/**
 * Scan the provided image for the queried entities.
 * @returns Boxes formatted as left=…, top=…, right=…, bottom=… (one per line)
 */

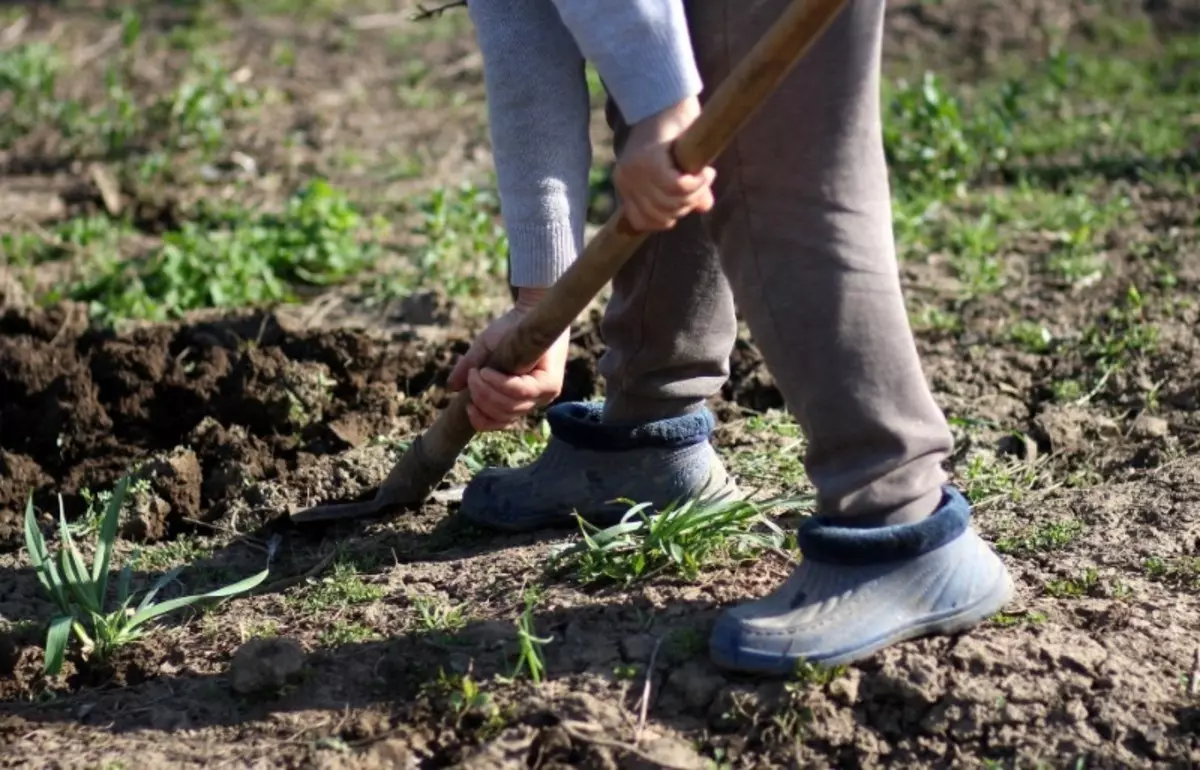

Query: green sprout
left=23, top=476, right=271, bottom=675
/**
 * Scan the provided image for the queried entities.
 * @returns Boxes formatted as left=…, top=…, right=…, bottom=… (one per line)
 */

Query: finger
left=692, top=186, right=715, bottom=214
left=634, top=178, right=708, bottom=223
left=478, top=366, right=558, bottom=403
left=467, top=402, right=513, bottom=433
left=469, top=368, right=539, bottom=422
left=664, top=166, right=717, bottom=196
left=625, top=193, right=681, bottom=231
left=468, top=393, right=514, bottom=431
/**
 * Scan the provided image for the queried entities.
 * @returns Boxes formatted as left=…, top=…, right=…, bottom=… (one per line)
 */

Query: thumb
left=448, top=339, right=489, bottom=392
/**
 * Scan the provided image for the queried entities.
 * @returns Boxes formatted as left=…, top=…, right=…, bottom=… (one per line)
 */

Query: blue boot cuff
left=796, top=486, right=972, bottom=565
left=546, top=401, right=715, bottom=452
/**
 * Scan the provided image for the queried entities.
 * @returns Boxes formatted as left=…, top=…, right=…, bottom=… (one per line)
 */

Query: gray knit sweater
left=467, top=0, right=702, bottom=289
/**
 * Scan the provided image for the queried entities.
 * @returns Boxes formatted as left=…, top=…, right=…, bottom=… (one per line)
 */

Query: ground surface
left=2, top=0, right=1200, bottom=768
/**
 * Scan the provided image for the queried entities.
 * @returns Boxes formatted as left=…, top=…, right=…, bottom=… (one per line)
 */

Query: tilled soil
left=3, top=0, right=1200, bottom=768
left=2, top=217, right=1199, bottom=767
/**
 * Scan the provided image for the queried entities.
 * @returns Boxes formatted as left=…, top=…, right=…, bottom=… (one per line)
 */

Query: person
left=447, top=0, right=1014, bottom=674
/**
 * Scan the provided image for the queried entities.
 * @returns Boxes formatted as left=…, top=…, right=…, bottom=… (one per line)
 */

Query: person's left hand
left=446, top=289, right=569, bottom=432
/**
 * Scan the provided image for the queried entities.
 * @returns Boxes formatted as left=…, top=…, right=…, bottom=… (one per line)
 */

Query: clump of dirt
left=0, top=306, right=462, bottom=548
left=0, top=304, right=618, bottom=548
left=228, top=636, right=307, bottom=695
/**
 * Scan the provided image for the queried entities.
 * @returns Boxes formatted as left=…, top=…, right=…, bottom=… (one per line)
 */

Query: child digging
left=448, top=0, right=1014, bottom=674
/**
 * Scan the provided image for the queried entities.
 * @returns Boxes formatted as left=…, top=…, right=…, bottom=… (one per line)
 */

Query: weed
left=763, top=659, right=846, bottom=744
left=1008, top=321, right=1054, bottom=354
left=1051, top=379, right=1085, bottom=402
left=720, top=412, right=809, bottom=491
left=665, top=627, right=708, bottom=661
left=423, top=667, right=506, bottom=736
left=1044, top=567, right=1102, bottom=598
left=412, top=183, right=509, bottom=299
left=0, top=42, right=66, bottom=147
left=996, top=520, right=1085, bottom=556
left=68, top=473, right=152, bottom=538
left=883, top=72, right=980, bottom=194
left=991, top=610, right=1048, bottom=627
left=910, top=304, right=963, bottom=334
left=1143, top=556, right=1200, bottom=589
left=791, top=659, right=846, bottom=688
left=23, top=477, right=271, bottom=675
left=241, top=620, right=280, bottom=641
left=459, top=421, right=550, bottom=473
left=131, top=536, right=214, bottom=571
left=1081, top=285, right=1159, bottom=370
left=945, top=213, right=1006, bottom=296
left=412, top=595, right=468, bottom=633
left=549, top=496, right=796, bottom=585
left=959, top=452, right=1040, bottom=505
left=69, top=180, right=381, bottom=322
left=292, top=557, right=384, bottom=612
left=501, top=588, right=552, bottom=685
left=318, top=621, right=381, bottom=647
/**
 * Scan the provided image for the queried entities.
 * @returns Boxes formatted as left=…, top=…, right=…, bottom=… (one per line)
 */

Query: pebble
left=1131, top=414, right=1170, bottom=439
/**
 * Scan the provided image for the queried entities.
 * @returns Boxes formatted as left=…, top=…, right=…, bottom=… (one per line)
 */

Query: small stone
left=624, top=735, right=707, bottom=770
left=620, top=633, right=657, bottom=661
left=1131, top=414, right=1170, bottom=439
left=828, top=668, right=862, bottom=706
left=663, top=660, right=725, bottom=714
left=228, top=636, right=306, bottom=695
left=1064, top=698, right=1089, bottom=722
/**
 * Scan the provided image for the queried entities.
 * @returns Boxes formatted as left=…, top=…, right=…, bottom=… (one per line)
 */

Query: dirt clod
left=228, top=636, right=306, bottom=695
left=1131, top=413, right=1171, bottom=439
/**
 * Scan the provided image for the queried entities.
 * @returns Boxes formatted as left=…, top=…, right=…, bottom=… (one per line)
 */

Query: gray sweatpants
left=598, top=0, right=955, bottom=525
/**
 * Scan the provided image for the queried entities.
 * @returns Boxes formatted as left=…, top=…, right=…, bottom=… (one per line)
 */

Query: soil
left=2, top=0, right=1200, bottom=768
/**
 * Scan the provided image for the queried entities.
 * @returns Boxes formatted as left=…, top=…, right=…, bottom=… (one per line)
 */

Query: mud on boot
left=458, top=400, right=739, bottom=532
left=709, top=485, right=1014, bottom=674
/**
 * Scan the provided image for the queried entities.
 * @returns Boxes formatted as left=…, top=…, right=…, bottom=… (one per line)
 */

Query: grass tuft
left=548, top=496, right=800, bottom=586
left=23, top=477, right=271, bottom=675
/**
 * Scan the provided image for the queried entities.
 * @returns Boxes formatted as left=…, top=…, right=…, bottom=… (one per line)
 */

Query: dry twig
left=635, top=636, right=664, bottom=745
left=258, top=550, right=337, bottom=595
left=559, top=720, right=697, bottom=770
left=413, top=1, right=468, bottom=21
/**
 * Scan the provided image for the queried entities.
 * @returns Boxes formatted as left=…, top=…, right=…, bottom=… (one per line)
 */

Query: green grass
left=131, top=536, right=214, bottom=571
left=411, top=595, right=468, bottom=633
left=1143, top=556, right=1200, bottom=588
left=995, top=520, right=1085, bottom=557
left=548, top=496, right=797, bottom=586
left=59, top=180, right=382, bottom=322
left=0, top=13, right=264, bottom=159
left=290, top=557, right=384, bottom=612
left=459, top=420, right=551, bottom=473
left=364, top=182, right=510, bottom=309
left=887, top=35, right=1196, bottom=304
left=721, top=411, right=809, bottom=491
left=958, top=451, right=1042, bottom=506
left=23, top=477, right=270, bottom=675
left=500, top=588, right=552, bottom=685
left=318, top=621, right=381, bottom=647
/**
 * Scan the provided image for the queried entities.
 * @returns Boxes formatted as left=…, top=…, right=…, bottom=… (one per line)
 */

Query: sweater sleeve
left=549, top=0, right=703, bottom=124
left=469, top=0, right=593, bottom=288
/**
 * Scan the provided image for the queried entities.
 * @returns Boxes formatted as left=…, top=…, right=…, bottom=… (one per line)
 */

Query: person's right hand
left=446, top=288, right=569, bottom=432
left=614, top=95, right=716, bottom=233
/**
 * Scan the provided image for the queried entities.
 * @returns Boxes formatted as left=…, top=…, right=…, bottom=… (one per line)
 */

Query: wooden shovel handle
left=415, top=0, right=849, bottom=476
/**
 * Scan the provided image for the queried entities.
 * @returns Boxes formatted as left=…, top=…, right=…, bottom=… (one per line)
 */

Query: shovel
left=290, top=0, right=849, bottom=525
